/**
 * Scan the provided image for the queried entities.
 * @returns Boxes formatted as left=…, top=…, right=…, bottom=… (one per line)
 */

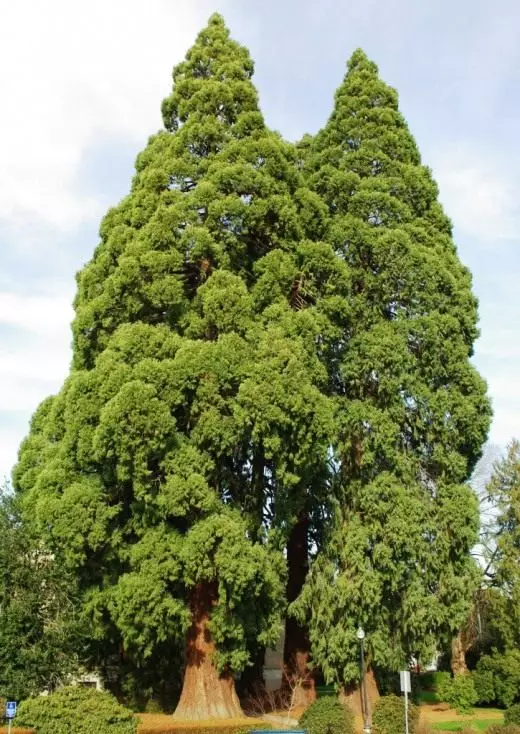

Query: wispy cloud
left=433, top=146, right=520, bottom=243
left=0, top=0, right=214, bottom=236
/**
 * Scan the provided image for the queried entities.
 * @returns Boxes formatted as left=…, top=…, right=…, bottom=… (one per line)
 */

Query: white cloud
left=0, top=0, right=215, bottom=234
left=0, top=0, right=217, bottom=478
left=433, top=146, right=520, bottom=242
left=0, top=290, right=74, bottom=337
left=0, top=288, right=72, bottom=409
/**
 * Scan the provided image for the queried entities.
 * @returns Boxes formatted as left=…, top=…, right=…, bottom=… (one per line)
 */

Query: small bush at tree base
left=300, top=695, right=354, bottom=734
left=438, top=674, right=477, bottom=714
left=372, top=694, right=419, bottom=734
left=474, top=650, right=520, bottom=708
left=505, top=705, right=520, bottom=727
left=16, top=686, right=136, bottom=734
left=487, top=726, right=520, bottom=734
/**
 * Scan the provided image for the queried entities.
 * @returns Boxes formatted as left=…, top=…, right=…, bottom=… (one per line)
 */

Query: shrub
left=300, top=695, right=354, bottom=734
left=419, top=672, right=451, bottom=691
left=506, top=705, right=520, bottom=727
left=136, top=722, right=272, bottom=734
left=16, top=686, right=136, bottom=734
left=372, top=694, right=419, bottom=734
left=438, top=674, right=477, bottom=714
left=474, top=650, right=520, bottom=708
left=487, top=726, right=520, bottom=734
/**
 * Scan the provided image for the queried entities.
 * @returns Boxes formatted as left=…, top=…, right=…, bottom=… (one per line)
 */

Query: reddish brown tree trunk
left=282, top=514, right=316, bottom=708
left=174, top=583, right=243, bottom=720
left=451, top=631, right=469, bottom=676
left=340, top=669, right=380, bottom=722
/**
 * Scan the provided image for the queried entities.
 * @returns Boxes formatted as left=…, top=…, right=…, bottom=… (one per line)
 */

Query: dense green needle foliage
left=292, top=49, right=491, bottom=686
left=12, top=16, right=490, bottom=710
left=487, top=441, right=520, bottom=623
left=13, top=14, right=334, bottom=706
left=0, top=490, right=84, bottom=701
left=16, top=686, right=137, bottom=734
left=299, top=695, right=354, bottom=734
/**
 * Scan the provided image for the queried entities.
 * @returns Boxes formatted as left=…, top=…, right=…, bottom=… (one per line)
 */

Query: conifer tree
left=486, top=440, right=520, bottom=630
left=293, top=50, right=491, bottom=705
left=13, top=16, right=334, bottom=719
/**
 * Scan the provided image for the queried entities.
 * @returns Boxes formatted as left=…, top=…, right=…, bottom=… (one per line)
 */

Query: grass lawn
left=430, top=719, right=503, bottom=732
left=421, top=705, right=504, bottom=733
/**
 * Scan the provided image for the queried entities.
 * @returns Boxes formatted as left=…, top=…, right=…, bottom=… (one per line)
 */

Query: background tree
left=13, top=14, right=334, bottom=719
left=449, top=441, right=520, bottom=677
left=292, top=49, right=491, bottom=709
left=0, top=486, right=84, bottom=701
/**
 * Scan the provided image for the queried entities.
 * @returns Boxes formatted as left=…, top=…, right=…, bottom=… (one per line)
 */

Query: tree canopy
left=13, top=13, right=334, bottom=718
left=0, top=488, right=84, bottom=701
left=12, top=18, right=490, bottom=718
left=292, top=48, right=491, bottom=688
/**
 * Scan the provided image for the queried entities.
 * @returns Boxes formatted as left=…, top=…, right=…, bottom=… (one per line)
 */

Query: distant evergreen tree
left=0, top=489, right=83, bottom=701
left=292, top=49, right=491, bottom=701
left=14, top=15, right=334, bottom=719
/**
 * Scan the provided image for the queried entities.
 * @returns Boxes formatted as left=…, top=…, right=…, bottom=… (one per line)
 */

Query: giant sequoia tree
left=13, top=20, right=491, bottom=721
left=13, top=15, right=334, bottom=719
left=291, top=49, right=491, bottom=705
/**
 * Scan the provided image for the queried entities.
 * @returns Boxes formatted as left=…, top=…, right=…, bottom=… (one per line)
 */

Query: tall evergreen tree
left=292, top=50, right=491, bottom=705
left=486, top=440, right=520, bottom=630
left=14, top=16, right=334, bottom=719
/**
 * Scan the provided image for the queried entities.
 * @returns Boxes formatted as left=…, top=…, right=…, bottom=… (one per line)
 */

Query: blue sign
left=5, top=701, right=16, bottom=719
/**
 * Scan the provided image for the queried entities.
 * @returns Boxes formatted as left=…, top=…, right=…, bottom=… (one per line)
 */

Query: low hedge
left=438, top=674, right=478, bottom=714
left=372, top=694, right=419, bottom=734
left=137, top=721, right=272, bottom=734
left=487, top=726, right=520, bottom=734
left=300, top=696, right=354, bottom=734
left=506, top=705, right=520, bottom=727
left=16, top=686, right=136, bottom=734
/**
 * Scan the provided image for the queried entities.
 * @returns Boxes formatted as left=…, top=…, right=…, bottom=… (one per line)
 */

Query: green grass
left=431, top=719, right=503, bottom=732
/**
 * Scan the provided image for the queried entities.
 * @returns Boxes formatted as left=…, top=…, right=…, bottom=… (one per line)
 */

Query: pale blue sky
left=1, top=0, right=519, bottom=479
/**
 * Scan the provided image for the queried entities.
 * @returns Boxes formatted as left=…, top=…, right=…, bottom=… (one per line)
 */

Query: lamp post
left=356, top=627, right=371, bottom=734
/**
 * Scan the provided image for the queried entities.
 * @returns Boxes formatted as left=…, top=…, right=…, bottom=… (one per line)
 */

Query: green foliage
left=0, top=489, right=85, bottom=701
left=300, top=695, right=354, bottom=734
left=474, top=650, right=520, bottom=708
left=420, top=671, right=451, bottom=691
left=505, top=706, right=520, bottom=727
left=485, top=442, right=520, bottom=647
left=430, top=724, right=502, bottom=733
left=372, top=694, right=419, bottom=734
left=487, top=726, right=520, bottom=734
left=12, top=13, right=491, bottom=706
left=16, top=686, right=136, bottom=734
left=12, top=12, right=334, bottom=699
left=438, top=675, right=478, bottom=714
left=138, top=727, right=271, bottom=734
left=293, top=44, right=490, bottom=688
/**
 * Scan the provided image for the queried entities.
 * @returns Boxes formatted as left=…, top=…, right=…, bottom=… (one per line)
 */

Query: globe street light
left=356, top=627, right=371, bottom=734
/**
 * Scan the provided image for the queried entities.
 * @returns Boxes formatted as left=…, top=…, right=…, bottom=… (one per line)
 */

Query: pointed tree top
left=161, top=12, right=257, bottom=131
left=346, top=48, right=378, bottom=75
left=207, top=12, right=227, bottom=27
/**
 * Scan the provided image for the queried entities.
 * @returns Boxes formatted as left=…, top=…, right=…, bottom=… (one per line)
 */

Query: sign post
left=400, top=671, right=411, bottom=734
left=5, top=701, right=17, bottom=734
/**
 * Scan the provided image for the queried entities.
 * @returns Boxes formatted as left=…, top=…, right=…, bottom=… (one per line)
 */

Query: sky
left=1, top=0, right=519, bottom=481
